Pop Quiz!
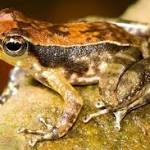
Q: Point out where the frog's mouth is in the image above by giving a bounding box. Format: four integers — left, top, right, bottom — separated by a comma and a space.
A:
0, 49, 18, 65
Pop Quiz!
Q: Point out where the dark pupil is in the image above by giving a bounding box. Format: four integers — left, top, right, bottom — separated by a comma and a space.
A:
6, 42, 22, 51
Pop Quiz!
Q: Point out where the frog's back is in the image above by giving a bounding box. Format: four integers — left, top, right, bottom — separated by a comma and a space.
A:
0, 8, 142, 47
41, 21, 140, 46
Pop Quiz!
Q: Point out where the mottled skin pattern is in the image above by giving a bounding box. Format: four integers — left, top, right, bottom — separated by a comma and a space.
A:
0, 8, 150, 147
0, 8, 143, 46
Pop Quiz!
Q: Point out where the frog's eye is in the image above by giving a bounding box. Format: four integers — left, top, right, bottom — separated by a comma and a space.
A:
2, 36, 28, 56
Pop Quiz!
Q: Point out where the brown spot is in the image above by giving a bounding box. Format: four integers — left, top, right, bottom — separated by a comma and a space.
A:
65, 61, 89, 76
17, 21, 31, 29
86, 37, 92, 42
48, 24, 70, 37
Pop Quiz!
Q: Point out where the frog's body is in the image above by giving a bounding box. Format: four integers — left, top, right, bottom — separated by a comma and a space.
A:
0, 8, 150, 147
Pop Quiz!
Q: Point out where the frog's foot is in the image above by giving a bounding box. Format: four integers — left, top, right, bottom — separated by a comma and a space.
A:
113, 108, 127, 130
17, 115, 57, 147
82, 108, 110, 123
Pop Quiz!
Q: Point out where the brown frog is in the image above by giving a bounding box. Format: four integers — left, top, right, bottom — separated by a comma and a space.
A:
0, 8, 150, 147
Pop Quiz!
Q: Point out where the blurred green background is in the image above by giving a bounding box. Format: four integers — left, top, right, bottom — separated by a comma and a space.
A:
0, 0, 136, 92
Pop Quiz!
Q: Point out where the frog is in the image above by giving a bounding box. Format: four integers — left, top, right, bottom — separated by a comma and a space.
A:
0, 8, 150, 147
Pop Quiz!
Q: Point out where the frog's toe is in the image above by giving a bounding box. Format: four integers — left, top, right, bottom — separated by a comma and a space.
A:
17, 127, 47, 135
82, 115, 93, 123
95, 100, 106, 109
37, 115, 53, 130
28, 131, 57, 147
83, 108, 110, 123
113, 109, 127, 130
28, 138, 38, 147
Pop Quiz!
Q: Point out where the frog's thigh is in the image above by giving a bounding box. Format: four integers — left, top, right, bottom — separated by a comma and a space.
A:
115, 58, 150, 129
0, 65, 26, 104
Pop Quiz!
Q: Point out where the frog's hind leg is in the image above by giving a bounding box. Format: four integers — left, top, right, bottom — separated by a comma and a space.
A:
0, 65, 26, 104
83, 57, 150, 130
114, 57, 150, 130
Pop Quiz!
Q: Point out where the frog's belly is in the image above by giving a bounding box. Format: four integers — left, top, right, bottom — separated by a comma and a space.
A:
69, 75, 99, 85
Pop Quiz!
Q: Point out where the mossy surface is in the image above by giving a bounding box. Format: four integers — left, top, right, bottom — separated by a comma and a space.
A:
0, 77, 150, 150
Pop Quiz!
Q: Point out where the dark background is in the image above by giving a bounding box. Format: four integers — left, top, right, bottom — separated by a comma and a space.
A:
0, 0, 136, 92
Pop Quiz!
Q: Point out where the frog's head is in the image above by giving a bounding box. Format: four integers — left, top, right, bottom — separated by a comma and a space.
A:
0, 8, 50, 69
0, 8, 32, 67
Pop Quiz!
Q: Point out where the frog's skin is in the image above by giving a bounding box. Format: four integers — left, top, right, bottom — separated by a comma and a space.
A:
0, 8, 150, 147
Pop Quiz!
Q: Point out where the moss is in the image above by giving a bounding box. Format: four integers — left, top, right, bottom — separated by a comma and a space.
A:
0, 76, 150, 150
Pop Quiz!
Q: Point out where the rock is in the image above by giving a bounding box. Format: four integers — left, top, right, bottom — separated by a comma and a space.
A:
0, 76, 150, 150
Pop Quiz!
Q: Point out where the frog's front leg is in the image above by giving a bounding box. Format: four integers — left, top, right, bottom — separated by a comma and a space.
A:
0, 65, 26, 104
18, 68, 83, 147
